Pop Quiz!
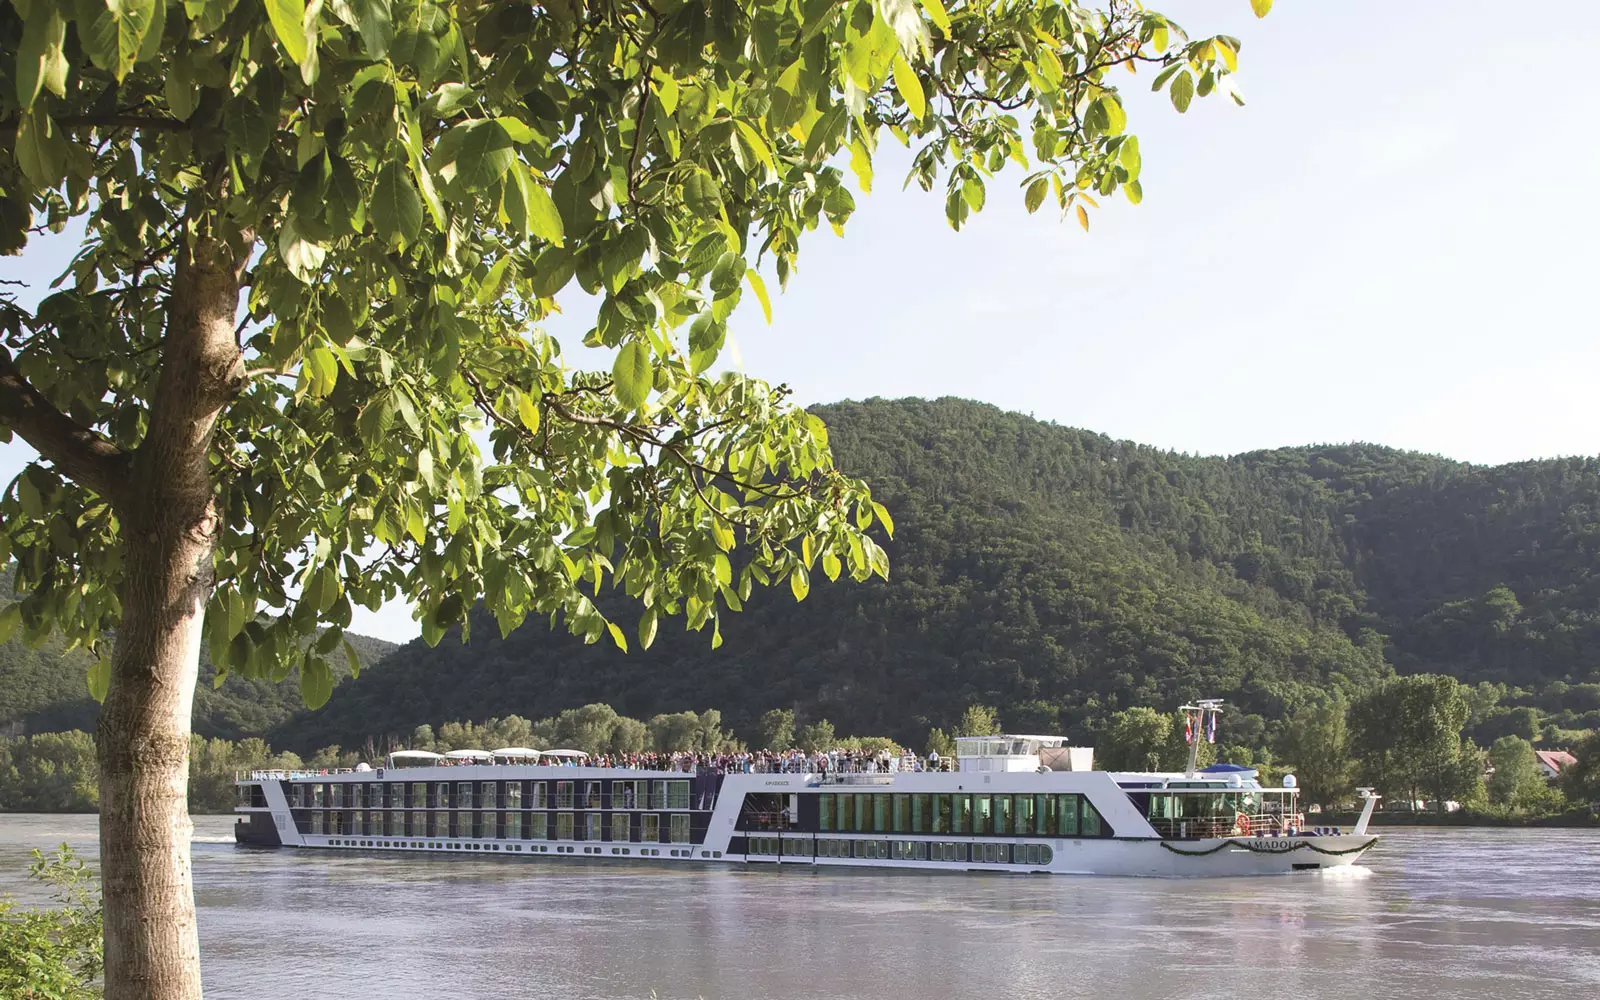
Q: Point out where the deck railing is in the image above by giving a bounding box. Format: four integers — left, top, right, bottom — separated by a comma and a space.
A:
1147, 812, 1307, 840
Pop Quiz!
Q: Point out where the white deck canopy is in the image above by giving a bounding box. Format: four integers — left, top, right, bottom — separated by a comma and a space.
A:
444, 749, 494, 760
490, 747, 541, 759
384, 749, 443, 768
540, 749, 589, 760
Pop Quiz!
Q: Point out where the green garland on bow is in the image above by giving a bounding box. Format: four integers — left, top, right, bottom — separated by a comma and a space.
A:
1158, 837, 1379, 858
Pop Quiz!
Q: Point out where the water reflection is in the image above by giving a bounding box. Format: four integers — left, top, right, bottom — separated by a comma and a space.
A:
1, 817, 1596, 999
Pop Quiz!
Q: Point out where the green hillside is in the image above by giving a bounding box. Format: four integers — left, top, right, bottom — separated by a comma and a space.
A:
269, 397, 1600, 753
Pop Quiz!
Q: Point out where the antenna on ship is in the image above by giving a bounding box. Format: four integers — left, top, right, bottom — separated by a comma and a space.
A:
1178, 698, 1224, 778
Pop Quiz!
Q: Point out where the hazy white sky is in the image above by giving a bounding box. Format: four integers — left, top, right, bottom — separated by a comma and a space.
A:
5, 1, 1597, 641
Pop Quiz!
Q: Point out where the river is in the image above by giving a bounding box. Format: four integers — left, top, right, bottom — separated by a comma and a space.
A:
2, 815, 1597, 999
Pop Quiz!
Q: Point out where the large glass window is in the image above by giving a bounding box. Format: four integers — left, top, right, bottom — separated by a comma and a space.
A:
433, 783, 448, 808
618, 781, 640, 809
311, 812, 324, 834
411, 782, 427, 808
1036, 794, 1057, 835
330, 785, 343, 808
529, 782, 547, 808
912, 794, 930, 833
1083, 799, 1108, 837
585, 782, 603, 809
585, 814, 602, 841
311, 784, 325, 807
854, 794, 871, 833
506, 783, 522, 808
994, 795, 1012, 836
556, 813, 575, 840
1015, 795, 1034, 835
667, 781, 691, 809
651, 781, 668, 810
952, 795, 971, 834
555, 781, 574, 809
409, 812, 425, 836
819, 795, 835, 832
454, 811, 470, 837
1059, 794, 1081, 837
351, 810, 364, 835
669, 815, 691, 843
837, 795, 854, 832
933, 795, 951, 834
529, 813, 548, 840
290, 785, 305, 807
972, 795, 992, 835
504, 812, 520, 839
480, 782, 498, 809
456, 782, 473, 809
642, 814, 660, 842
388, 812, 405, 836
612, 813, 630, 842
430, 812, 448, 837
872, 794, 890, 833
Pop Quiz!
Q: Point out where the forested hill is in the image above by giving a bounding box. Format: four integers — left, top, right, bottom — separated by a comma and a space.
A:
272, 397, 1600, 754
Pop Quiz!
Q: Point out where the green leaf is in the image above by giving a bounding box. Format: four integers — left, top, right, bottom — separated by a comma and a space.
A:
264, 0, 310, 66
342, 638, 363, 680
1124, 179, 1143, 205
496, 117, 535, 144
638, 607, 658, 650
1024, 175, 1049, 214
87, 653, 111, 704
733, 120, 776, 178
612, 341, 653, 410
892, 54, 926, 121
516, 390, 541, 434
278, 217, 327, 283
1251, 0, 1273, 17
1170, 70, 1195, 113
767, 63, 805, 132
432, 120, 516, 197
1118, 135, 1141, 176
871, 501, 895, 538
1099, 96, 1127, 136
595, 619, 623, 654
745, 268, 773, 324
353, 0, 394, 59
822, 551, 842, 582
681, 169, 722, 217
0, 604, 21, 645
299, 655, 334, 710
372, 161, 423, 248
306, 346, 338, 396
524, 172, 565, 246
80, 0, 158, 81
14, 108, 65, 189
790, 564, 810, 601
15, 9, 67, 109
917, 0, 952, 35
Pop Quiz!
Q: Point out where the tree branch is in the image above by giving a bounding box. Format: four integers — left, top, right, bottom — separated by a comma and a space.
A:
0, 349, 128, 501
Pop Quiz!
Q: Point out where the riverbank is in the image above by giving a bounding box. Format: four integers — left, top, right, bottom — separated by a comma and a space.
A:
1324, 807, 1598, 829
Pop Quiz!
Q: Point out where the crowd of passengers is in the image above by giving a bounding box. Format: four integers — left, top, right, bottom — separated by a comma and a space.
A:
428, 748, 955, 774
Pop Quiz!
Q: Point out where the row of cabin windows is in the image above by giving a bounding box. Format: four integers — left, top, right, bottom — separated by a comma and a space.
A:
775, 838, 1053, 865
816, 793, 1110, 838
287, 780, 691, 810
305, 810, 692, 843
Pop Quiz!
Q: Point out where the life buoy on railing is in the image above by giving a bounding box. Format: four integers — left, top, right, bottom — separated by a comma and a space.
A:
1234, 813, 1252, 836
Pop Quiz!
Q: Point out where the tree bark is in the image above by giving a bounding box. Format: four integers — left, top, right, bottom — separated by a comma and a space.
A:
97, 233, 246, 1000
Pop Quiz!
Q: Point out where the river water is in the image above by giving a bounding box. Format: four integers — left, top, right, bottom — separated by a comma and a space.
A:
1, 815, 1597, 1000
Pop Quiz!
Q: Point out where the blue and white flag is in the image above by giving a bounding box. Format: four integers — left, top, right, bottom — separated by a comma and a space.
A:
1205, 712, 1217, 744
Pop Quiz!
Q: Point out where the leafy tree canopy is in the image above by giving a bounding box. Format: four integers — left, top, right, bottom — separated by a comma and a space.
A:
0, 0, 1249, 706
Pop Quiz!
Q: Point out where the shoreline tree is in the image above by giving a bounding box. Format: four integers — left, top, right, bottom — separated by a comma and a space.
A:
0, 1, 1266, 996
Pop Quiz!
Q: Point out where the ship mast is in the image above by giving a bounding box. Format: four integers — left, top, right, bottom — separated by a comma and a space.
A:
1178, 698, 1224, 777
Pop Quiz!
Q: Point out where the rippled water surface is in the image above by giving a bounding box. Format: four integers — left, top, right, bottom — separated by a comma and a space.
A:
2, 815, 1597, 999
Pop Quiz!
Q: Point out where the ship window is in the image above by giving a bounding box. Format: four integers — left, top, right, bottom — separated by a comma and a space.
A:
555, 781, 574, 809
836, 795, 853, 832
669, 814, 691, 843
1058, 794, 1080, 837
1014, 795, 1034, 835
311, 812, 324, 834
971, 795, 991, 835
932, 795, 951, 834
351, 810, 363, 835
818, 795, 835, 832
481, 782, 498, 808
389, 812, 405, 837
1083, 799, 1109, 837
330, 785, 343, 808
456, 782, 473, 809
912, 794, 929, 833
528, 813, 547, 840
667, 781, 690, 809
952, 795, 971, 834
642, 814, 660, 843
289, 785, 304, 808
651, 781, 668, 810
529, 782, 547, 809
585, 814, 603, 841
611, 813, 630, 843
994, 795, 1013, 835
556, 813, 575, 840
311, 785, 324, 808
872, 794, 889, 833
411, 782, 426, 808
506, 783, 522, 808
586, 782, 603, 809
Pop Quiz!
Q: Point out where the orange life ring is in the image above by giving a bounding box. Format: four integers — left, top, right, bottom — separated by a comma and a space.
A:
1235, 814, 1252, 836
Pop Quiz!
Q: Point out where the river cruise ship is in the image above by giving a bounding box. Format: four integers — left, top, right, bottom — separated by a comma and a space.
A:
235, 706, 1380, 876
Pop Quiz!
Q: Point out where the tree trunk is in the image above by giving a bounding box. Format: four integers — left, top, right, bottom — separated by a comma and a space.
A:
97, 234, 246, 1000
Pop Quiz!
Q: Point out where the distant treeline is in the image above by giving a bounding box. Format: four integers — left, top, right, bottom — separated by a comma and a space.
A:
7, 681, 1597, 821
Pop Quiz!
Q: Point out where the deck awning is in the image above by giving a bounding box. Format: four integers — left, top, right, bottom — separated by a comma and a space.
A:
490, 747, 541, 758
540, 749, 589, 759
443, 749, 494, 760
